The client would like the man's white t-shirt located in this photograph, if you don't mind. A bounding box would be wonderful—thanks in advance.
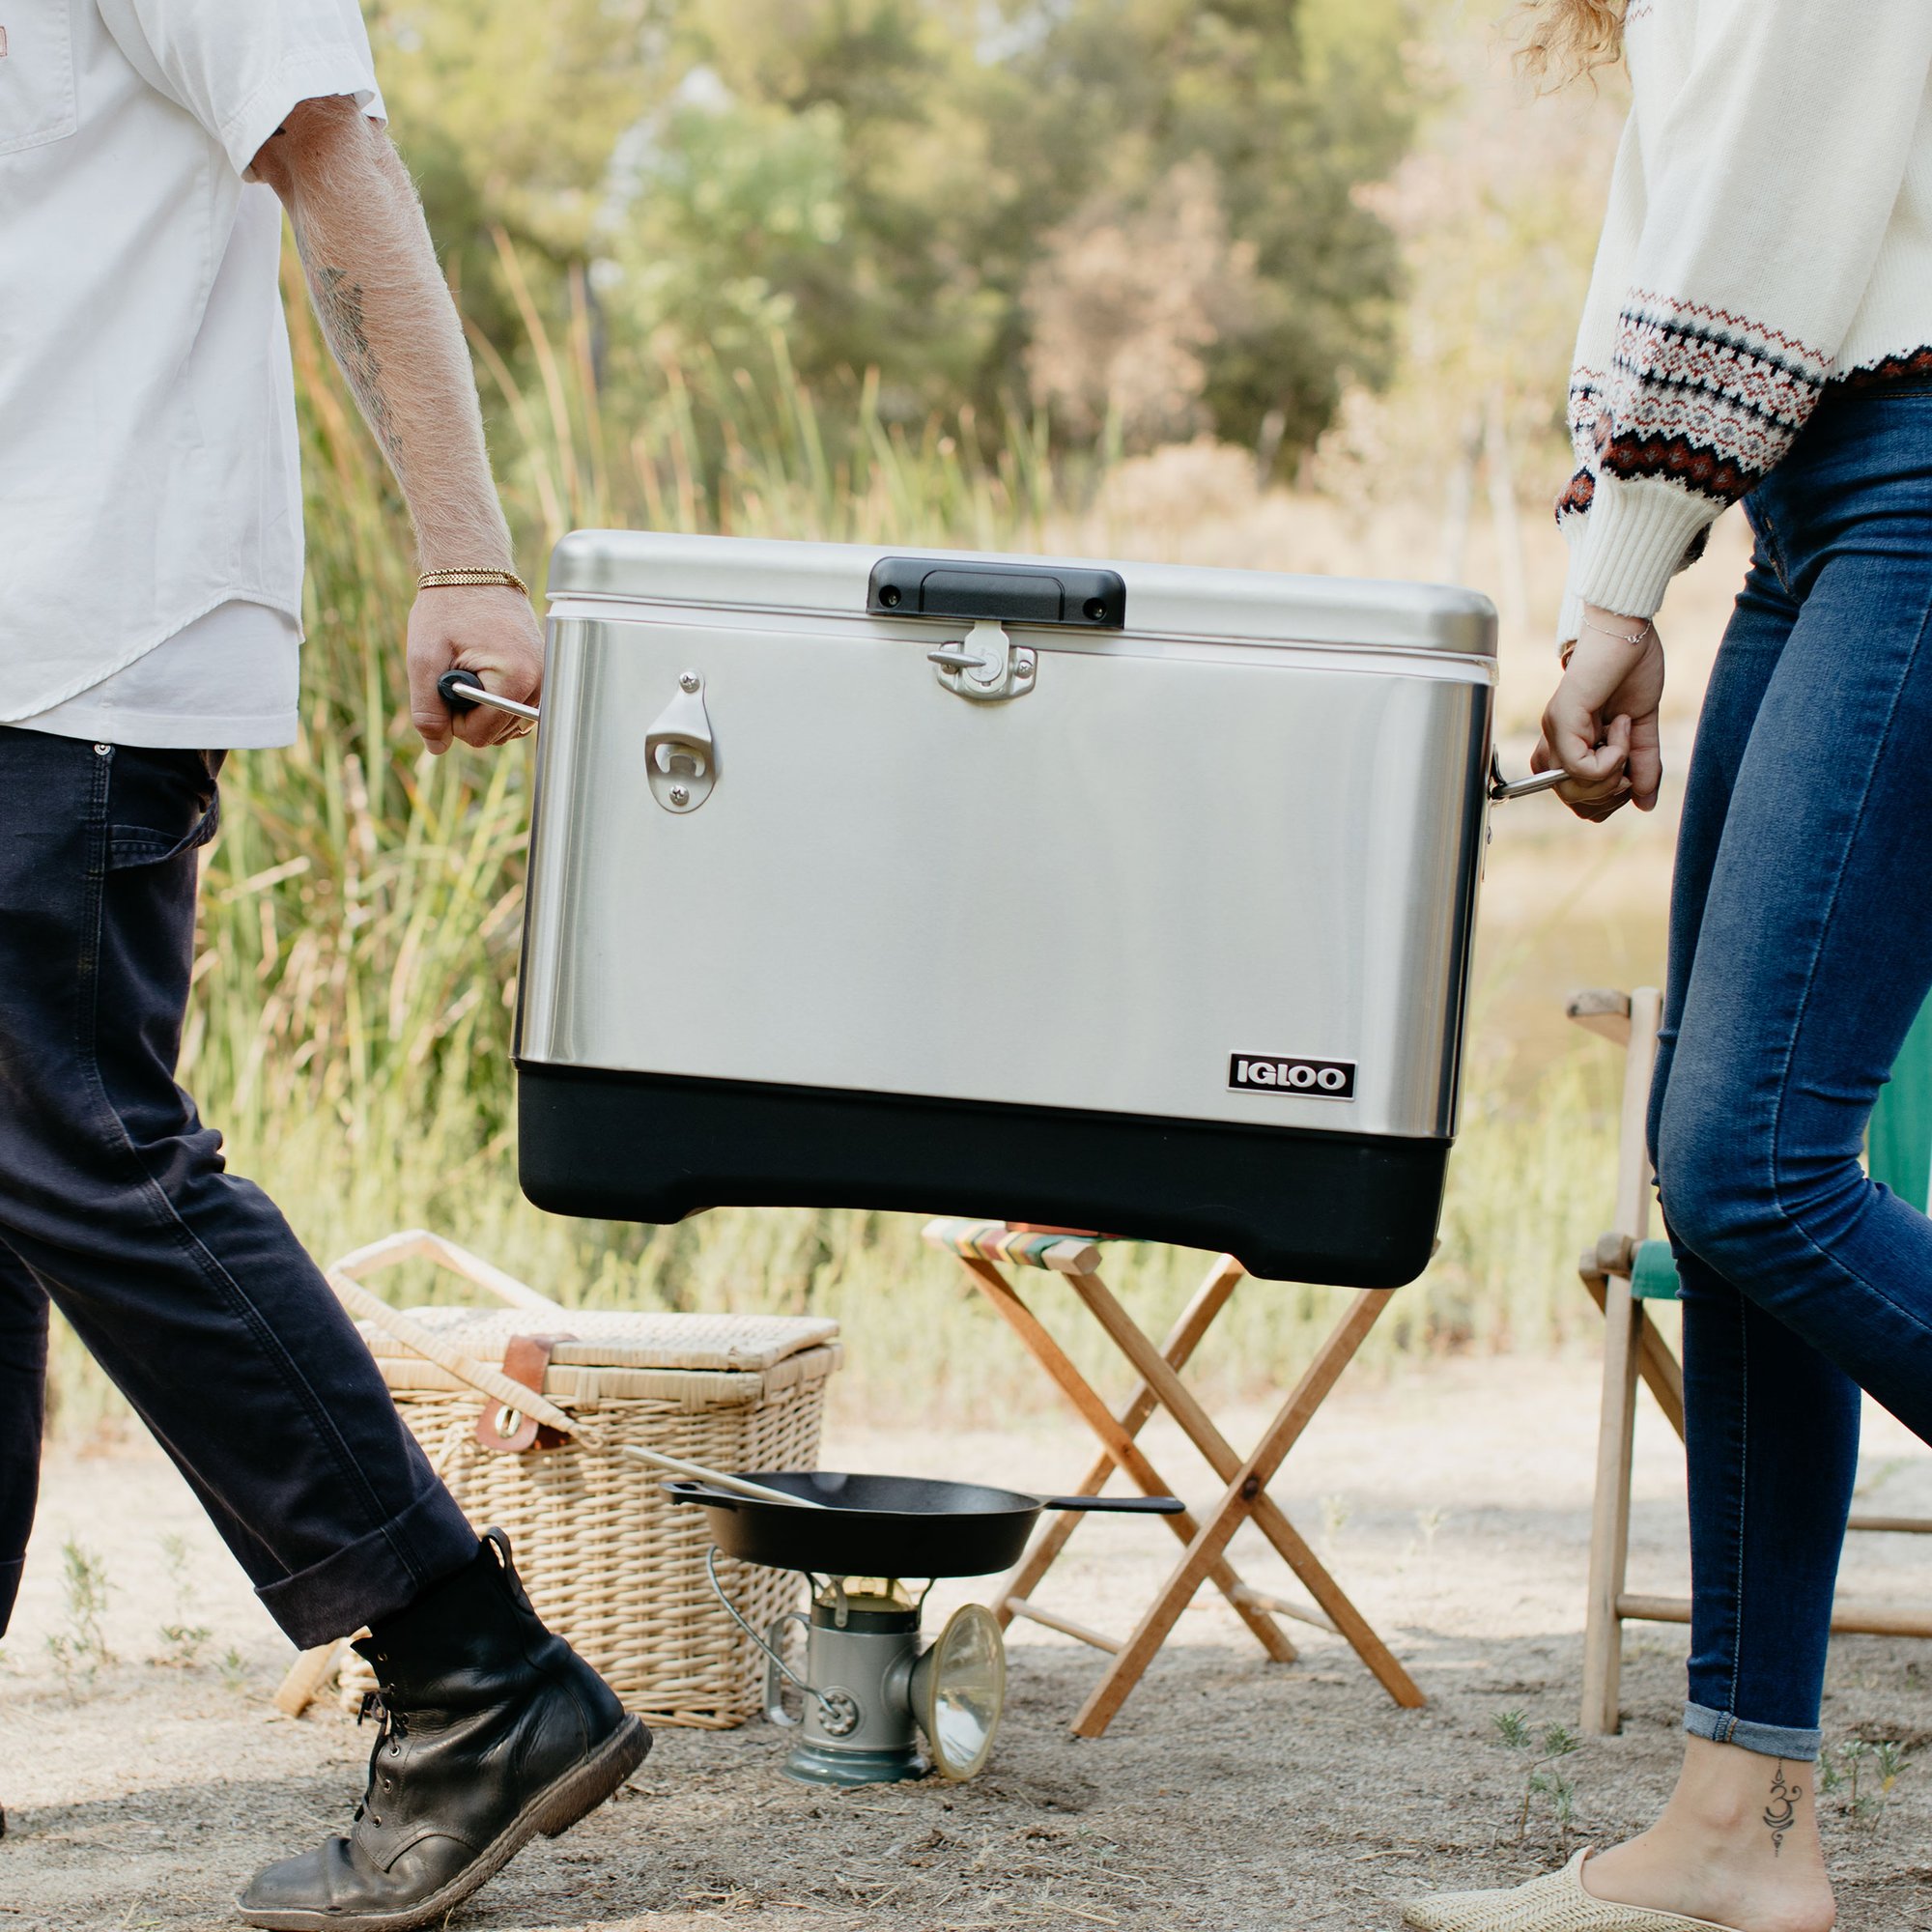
[0,0,385,747]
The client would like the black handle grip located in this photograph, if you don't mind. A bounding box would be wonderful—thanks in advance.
[867,556,1126,629]
[1041,1494,1186,1514]
[439,668,485,713]
[663,1480,740,1512]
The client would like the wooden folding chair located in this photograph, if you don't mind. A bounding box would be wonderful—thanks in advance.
[921,1219,1425,1736]
[1571,987,1932,1737]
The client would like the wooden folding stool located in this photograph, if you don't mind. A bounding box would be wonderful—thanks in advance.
[922,1219,1425,1736]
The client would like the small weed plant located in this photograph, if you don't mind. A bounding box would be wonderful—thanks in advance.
[1819,1738,1910,1833]
[1494,1710,1582,1852]
[153,1533,212,1668]
[1320,1494,1351,1548]
[1411,1507,1450,1591]
[44,1536,113,1696]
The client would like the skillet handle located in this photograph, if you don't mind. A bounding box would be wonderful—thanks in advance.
[663,1479,739,1512]
[1042,1494,1186,1514]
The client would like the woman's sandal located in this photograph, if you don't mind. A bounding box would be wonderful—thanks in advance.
[1401,1850,1747,1932]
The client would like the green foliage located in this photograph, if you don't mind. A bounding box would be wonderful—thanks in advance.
[371,0,1419,464]
[613,94,849,358]
[638,0,1007,414]
[366,0,673,337]
[1002,0,1413,457]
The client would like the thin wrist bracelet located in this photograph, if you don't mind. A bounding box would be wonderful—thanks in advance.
[1580,614,1650,645]
[417,567,529,596]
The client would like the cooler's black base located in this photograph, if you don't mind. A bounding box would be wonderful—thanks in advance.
[516,1064,1450,1288]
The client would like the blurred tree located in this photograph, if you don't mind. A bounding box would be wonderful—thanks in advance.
[364,0,673,338]
[606,0,1008,413]
[594,0,1419,459]
[1008,0,1415,464]
[368,0,1422,466]
[1308,0,1628,611]
[1022,156,1262,449]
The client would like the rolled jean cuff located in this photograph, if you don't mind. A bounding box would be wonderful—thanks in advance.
[255,1488,481,1648]
[1686,1701,1821,1761]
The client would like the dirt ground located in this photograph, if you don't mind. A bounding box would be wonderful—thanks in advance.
[6,1355,1932,1932]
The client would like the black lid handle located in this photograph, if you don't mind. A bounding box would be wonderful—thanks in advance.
[868,556,1125,629]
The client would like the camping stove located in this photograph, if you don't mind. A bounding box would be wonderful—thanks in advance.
[709,1556,1005,1785]
[674,1469,1179,1784]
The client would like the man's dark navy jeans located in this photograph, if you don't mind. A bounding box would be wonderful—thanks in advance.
[0,727,477,1645]
[1648,384,1932,1760]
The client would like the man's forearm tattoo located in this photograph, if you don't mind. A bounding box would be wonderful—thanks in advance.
[314,266,401,465]
[1763,1761,1801,1856]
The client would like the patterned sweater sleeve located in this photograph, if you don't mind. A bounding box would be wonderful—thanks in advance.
[1558,2,1932,638]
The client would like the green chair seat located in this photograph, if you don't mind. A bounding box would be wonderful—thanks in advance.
[1870,994,1932,1217]
[1622,994,1932,1306]
[1630,1238,1681,1301]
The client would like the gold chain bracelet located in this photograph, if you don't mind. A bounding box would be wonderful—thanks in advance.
[1579,614,1650,646]
[417,567,529,596]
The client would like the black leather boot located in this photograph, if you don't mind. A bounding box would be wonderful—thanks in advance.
[239,1530,650,1931]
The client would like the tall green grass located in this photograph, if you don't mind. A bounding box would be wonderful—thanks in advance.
[44,254,1620,1441]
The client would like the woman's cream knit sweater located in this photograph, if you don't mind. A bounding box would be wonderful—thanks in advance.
[1558,0,1932,641]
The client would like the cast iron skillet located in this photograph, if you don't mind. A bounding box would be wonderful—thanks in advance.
[666,1471,1185,1577]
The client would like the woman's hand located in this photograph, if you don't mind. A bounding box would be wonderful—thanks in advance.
[1532,607,1666,822]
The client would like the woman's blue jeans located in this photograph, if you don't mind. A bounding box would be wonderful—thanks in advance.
[1649,385,1932,1761]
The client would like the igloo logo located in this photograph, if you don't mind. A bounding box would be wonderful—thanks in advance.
[1229,1054,1355,1099]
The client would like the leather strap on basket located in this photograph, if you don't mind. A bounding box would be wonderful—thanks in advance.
[474,1333,576,1453]
[328,1269,587,1441]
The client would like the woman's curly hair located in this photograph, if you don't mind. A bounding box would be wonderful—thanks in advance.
[1516,0,1626,87]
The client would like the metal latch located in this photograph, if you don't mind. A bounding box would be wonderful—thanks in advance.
[927,619,1037,703]
[645,670,717,812]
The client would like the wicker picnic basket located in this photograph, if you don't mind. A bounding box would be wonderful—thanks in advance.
[328,1232,839,1729]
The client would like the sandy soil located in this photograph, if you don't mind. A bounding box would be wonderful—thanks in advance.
[6,1355,1932,1932]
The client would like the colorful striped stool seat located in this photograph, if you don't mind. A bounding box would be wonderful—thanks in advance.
[922,1219,1103,1275]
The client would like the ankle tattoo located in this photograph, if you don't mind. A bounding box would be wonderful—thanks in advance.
[1763,1760,1802,1856]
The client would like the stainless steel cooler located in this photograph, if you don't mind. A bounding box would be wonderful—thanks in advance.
[512,531,1499,1285]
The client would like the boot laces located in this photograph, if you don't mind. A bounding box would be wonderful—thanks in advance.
[352,1690,411,1825]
